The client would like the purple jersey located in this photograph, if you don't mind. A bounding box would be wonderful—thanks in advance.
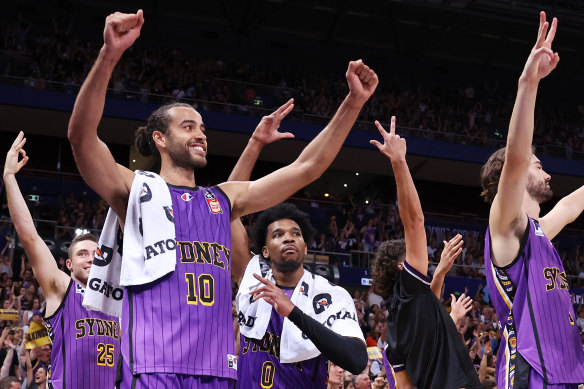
[44,280,120,389]
[237,288,328,389]
[485,218,584,387]
[122,185,236,379]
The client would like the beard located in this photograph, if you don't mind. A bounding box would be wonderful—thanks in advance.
[526,175,553,204]
[167,141,207,169]
[266,256,303,273]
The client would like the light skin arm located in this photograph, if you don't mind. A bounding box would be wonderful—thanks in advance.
[67,11,144,223]
[370,117,428,275]
[3,133,68,313]
[395,371,415,389]
[430,234,463,298]
[25,349,33,385]
[449,293,473,324]
[221,60,378,219]
[228,99,295,284]
[540,186,584,240]
[0,341,13,378]
[489,12,559,266]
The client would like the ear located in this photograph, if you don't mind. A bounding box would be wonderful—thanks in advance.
[262,246,269,259]
[152,130,166,149]
[66,259,73,271]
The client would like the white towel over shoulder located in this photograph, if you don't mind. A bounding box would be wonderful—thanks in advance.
[237,255,364,364]
[83,170,176,317]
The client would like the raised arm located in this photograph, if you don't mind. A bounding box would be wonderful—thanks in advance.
[67,11,143,221]
[370,117,427,275]
[228,99,294,182]
[489,12,559,265]
[229,99,295,284]
[430,234,463,298]
[223,60,378,219]
[3,133,68,313]
[540,185,584,240]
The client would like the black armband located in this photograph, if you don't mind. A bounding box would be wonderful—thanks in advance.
[287,306,367,374]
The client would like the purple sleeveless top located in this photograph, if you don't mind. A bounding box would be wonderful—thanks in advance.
[236,288,328,388]
[485,217,584,386]
[44,280,120,389]
[121,185,236,379]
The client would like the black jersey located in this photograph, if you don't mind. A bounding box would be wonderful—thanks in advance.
[385,261,481,389]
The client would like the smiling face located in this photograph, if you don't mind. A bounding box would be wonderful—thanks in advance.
[157,106,208,170]
[262,219,307,273]
[67,239,97,287]
[526,154,552,204]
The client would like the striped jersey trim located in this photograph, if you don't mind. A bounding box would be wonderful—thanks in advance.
[403,262,431,285]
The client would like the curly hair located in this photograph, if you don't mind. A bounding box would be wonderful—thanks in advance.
[251,203,316,255]
[371,240,406,298]
[134,102,195,158]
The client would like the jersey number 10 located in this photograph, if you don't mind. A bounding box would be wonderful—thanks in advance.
[185,273,215,306]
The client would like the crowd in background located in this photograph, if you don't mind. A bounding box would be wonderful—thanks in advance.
[2,15,584,159]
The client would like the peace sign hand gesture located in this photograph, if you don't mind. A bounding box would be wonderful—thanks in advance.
[370,116,406,162]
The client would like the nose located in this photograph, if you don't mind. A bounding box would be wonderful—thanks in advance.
[544,170,551,181]
[283,233,295,243]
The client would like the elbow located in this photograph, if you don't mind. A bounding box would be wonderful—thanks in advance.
[67,125,82,146]
[348,346,369,375]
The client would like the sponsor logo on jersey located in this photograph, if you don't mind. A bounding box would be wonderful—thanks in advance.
[181,193,193,202]
[205,191,223,214]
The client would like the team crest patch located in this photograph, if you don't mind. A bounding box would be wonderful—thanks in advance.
[181,193,193,202]
[205,191,223,214]
[76,283,85,295]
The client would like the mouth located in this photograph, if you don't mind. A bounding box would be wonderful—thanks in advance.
[189,144,206,155]
[282,245,298,255]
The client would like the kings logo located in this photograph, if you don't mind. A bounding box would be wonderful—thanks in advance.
[205,191,223,214]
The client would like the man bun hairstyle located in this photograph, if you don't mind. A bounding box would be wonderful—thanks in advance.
[251,203,316,255]
[134,102,195,157]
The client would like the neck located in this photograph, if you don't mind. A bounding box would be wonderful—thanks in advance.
[159,160,196,187]
[523,191,541,219]
[271,265,304,288]
[72,275,86,289]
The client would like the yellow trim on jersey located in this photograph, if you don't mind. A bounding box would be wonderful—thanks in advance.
[490,263,512,310]
[503,327,510,389]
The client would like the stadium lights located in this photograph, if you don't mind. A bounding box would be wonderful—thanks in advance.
[355,172,359,176]
[324,193,330,198]
[365,200,369,204]
[75,228,90,237]
[343,184,347,187]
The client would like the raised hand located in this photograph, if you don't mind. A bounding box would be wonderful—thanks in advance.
[103,10,145,58]
[250,273,295,317]
[4,132,29,177]
[251,98,295,146]
[522,11,559,82]
[450,293,473,324]
[435,234,463,276]
[370,116,406,162]
[346,60,378,104]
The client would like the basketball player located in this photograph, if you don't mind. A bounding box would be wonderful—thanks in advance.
[67,10,378,388]
[3,132,120,388]
[481,12,584,388]
[235,203,367,388]
[369,117,481,389]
